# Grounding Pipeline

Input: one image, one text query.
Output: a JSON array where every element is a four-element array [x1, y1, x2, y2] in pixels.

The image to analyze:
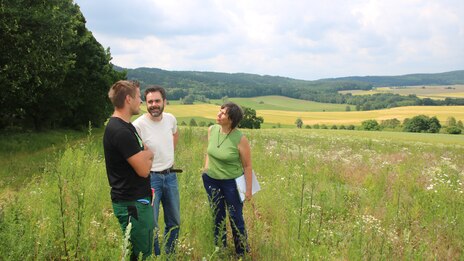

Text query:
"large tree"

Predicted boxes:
[[239, 107, 264, 129], [59, 6, 125, 129], [0, 0, 124, 130]]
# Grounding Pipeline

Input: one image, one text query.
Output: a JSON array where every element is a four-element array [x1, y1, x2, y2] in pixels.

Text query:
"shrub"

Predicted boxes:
[[447, 126, 462, 134], [361, 120, 380, 131], [189, 118, 198, 127], [380, 118, 401, 129]]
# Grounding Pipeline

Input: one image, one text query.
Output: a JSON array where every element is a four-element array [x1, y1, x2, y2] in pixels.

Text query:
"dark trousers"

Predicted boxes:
[[202, 173, 248, 254]]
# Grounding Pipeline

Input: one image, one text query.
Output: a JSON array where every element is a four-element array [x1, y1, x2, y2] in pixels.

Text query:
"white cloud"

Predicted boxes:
[[75, 0, 464, 80]]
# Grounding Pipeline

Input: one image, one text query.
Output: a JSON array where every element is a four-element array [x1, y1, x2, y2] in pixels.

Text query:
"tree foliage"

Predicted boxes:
[[403, 115, 441, 133], [238, 107, 263, 129], [361, 119, 380, 131], [380, 118, 401, 129], [189, 118, 197, 127], [446, 117, 457, 127], [446, 126, 462, 134], [0, 0, 124, 130]]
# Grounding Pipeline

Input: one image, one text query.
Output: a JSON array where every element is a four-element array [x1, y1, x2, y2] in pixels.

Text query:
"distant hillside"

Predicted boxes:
[[320, 70, 464, 87], [113, 65, 373, 99], [113, 66, 464, 110], [114, 66, 464, 91]]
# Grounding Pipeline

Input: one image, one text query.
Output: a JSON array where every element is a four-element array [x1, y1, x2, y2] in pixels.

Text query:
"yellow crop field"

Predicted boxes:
[[258, 106, 464, 125], [164, 104, 464, 126]]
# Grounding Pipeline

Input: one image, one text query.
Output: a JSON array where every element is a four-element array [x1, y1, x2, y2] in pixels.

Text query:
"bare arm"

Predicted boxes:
[[127, 147, 154, 178], [238, 135, 252, 201], [173, 129, 179, 150], [203, 126, 213, 172]]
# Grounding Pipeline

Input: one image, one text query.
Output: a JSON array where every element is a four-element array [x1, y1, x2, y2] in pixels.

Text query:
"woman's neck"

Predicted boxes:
[[220, 125, 232, 134]]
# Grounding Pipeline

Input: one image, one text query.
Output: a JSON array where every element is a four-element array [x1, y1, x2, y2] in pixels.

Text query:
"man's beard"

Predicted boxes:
[[148, 105, 164, 117]]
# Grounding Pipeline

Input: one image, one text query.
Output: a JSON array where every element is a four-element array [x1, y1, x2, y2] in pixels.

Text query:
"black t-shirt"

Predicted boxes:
[[103, 117, 151, 201]]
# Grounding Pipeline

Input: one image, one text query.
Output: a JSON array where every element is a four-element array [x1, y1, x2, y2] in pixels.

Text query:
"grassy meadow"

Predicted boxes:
[[0, 126, 463, 260]]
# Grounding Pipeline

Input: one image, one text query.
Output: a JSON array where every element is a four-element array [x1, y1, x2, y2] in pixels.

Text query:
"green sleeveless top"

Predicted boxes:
[[207, 124, 243, 179]]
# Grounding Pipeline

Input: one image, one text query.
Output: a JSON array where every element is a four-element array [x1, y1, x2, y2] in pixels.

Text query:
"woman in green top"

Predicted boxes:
[[202, 102, 252, 256]]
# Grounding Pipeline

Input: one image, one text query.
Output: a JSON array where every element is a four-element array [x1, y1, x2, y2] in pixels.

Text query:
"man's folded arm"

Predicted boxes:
[[127, 149, 154, 178]]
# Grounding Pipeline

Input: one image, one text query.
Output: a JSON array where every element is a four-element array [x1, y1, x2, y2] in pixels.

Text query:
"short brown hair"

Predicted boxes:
[[108, 80, 139, 108]]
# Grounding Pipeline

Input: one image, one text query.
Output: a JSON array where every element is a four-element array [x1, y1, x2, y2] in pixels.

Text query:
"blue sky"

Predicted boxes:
[[74, 0, 464, 80]]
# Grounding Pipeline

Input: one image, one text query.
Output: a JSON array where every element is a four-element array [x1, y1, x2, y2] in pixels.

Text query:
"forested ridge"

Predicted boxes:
[[0, 0, 125, 131], [321, 70, 464, 86], [119, 66, 464, 110]]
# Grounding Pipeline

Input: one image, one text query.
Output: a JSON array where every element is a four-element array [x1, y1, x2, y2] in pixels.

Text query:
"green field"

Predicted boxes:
[[168, 96, 350, 111], [1, 127, 463, 260], [209, 96, 349, 112], [339, 85, 464, 99]]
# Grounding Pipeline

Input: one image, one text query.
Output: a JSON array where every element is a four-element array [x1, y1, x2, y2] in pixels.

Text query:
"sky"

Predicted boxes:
[[74, 0, 464, 81]]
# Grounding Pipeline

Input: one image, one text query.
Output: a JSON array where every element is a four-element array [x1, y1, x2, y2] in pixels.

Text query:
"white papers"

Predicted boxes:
[[235, 170, 261, 202]]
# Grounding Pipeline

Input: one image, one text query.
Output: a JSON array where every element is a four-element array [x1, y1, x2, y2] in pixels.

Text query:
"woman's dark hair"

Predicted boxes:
[[221, 102, 243, 129]]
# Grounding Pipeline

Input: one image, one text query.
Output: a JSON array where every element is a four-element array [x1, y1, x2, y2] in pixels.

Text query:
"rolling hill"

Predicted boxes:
[[114, 65, 464, 91]]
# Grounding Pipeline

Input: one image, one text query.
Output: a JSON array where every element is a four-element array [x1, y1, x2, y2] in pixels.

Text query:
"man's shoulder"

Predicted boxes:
[[106, 117, 125, 131], [163, 112, 176, 120], [104, 118, 132, 141], [132, 114, 148, 127], [163, 113, 177, 125]]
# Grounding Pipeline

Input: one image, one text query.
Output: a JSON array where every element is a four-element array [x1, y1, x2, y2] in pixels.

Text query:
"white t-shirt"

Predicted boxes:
[[133, 112, 178, 172]]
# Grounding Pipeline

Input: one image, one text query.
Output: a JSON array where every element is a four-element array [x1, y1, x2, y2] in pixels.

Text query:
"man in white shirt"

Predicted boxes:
[[133, 86, 180, 256]]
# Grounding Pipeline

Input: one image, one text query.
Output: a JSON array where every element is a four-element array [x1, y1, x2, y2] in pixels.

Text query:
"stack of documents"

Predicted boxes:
[[235, 170, 261, 202]]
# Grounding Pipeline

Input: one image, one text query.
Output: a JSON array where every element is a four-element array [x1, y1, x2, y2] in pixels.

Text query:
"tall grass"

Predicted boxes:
[[0, 127, 462, 260]]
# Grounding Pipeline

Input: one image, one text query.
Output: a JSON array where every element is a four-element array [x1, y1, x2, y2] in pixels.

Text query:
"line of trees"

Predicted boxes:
[[0, 0, 125, 130], [294, 116, 463, 134], [358, 116, 462, 134]]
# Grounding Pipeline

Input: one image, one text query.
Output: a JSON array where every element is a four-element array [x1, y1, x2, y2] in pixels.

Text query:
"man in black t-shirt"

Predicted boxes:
[[103, 80, 154, 260]]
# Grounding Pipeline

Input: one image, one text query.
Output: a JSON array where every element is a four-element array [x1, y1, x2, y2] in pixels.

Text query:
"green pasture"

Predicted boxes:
[[167, 96, 349, 112], [210, 96, 349, 112], [0, 127, 463, 260], [339, 84, 464, 99]]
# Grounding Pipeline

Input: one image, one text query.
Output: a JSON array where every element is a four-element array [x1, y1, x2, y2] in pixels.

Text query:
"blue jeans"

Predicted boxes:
[[202, 173, 248, 255], [150, 172, 180, 255]]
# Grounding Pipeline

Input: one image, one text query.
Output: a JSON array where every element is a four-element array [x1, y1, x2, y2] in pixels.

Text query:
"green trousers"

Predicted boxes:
[[112, 199, 155, 260]]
